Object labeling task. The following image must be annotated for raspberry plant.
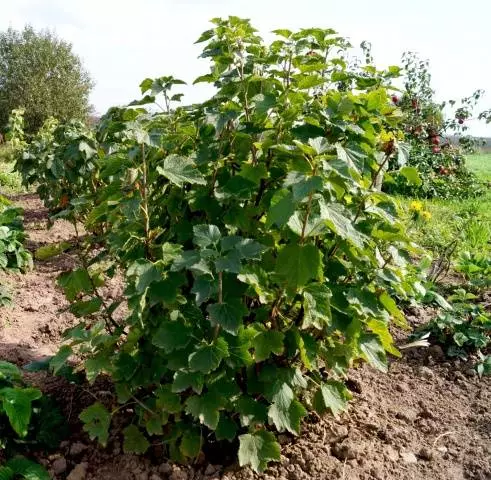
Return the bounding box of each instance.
[24,18,426,471]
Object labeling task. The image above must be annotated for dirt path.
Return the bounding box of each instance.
[1,194,489,480]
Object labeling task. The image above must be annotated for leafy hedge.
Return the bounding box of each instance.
[18,18,427,471]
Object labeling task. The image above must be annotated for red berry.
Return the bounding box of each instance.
[432,146,441,154]
[431,136,440,145]
[391,95,399,104]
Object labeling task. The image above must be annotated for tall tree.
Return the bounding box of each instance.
[0,26,93,134]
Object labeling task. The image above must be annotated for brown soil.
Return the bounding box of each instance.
[1,194,490,480]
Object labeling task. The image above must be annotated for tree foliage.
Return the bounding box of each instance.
[15,18,428,472]
[0,26,93,134]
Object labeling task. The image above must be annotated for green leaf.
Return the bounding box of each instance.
[291,176,323,201]
[308,137,330,155]
[272,28,292,38]
[172,371,204,394]
[276,244,323,289]
[123,424,150,454]
[359,334,388,372]
[180,428,202,458]
[238,430,281,472]
[0,387,42,437]
[79,402,111,447]
[302,283,332,329]
[252,330,284,361]
[185,393,221,430]
[157,154,206,187]
[296,74,326,89]
[235,238,265,259]
[252,93,276,114]
[152,321,192,352]
[266,190,296,228]
[367,318,400,357]
[366,88,388,111]
[145,414,164,436]
[379,292,406,328]
[85,354,111,383]
[115,352,138,382]
[215,414,238,441]
[207,301,247,335]
[155,385,181,413]
[193,224,221,248]
[0,361,22,382]
[0,466,14,480]
[57,268,93,301]
[215,249,242,273]
[319,200,365,249]
[399,166,422,186]
[335,144,365,173]
[188,338,229,374]
[453,332,468,347]
[6,457,50,480]
[313,380,351,417]
[69,298,103,317]
[127,260,161,294]
[34,241,71,260]
[235,396,268,427]
[267,383,306,434]
[49,345,72,374]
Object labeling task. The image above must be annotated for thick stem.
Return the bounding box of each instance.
[300,191,314,244]
[300,164,317,243]
[213,271,224,339]
[140,144,151,258]
[218,271,223,304]
[238,54,258,165]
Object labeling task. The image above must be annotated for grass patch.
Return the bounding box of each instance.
[0,145,24,194]
[399,154,491,258]
[0,161,23,194]
[465,153,491,182]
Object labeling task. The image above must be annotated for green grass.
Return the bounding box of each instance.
[400,154,491,258]
[0,145,23,194]
[465,153,491,182]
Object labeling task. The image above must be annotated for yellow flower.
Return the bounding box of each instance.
[421,210,432,221]
[380,131,395,143]
[409,200,423,212]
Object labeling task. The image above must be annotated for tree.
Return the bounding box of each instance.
[0,26,93,134]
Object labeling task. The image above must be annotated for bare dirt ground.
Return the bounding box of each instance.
[1,194,490,480]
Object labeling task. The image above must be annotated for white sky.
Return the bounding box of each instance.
[2,0,491,136]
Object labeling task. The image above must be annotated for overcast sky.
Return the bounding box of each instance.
[2,0,491,135]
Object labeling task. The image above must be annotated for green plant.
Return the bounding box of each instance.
[475,351,491,377]
[0,457,50,480]
[25,18,427,472]
[414,288,490,370]
[0,206,32,272]
[0,284,12,308]
[14,117,98,219]
[455,251,491,290]
[0,361,67,455]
